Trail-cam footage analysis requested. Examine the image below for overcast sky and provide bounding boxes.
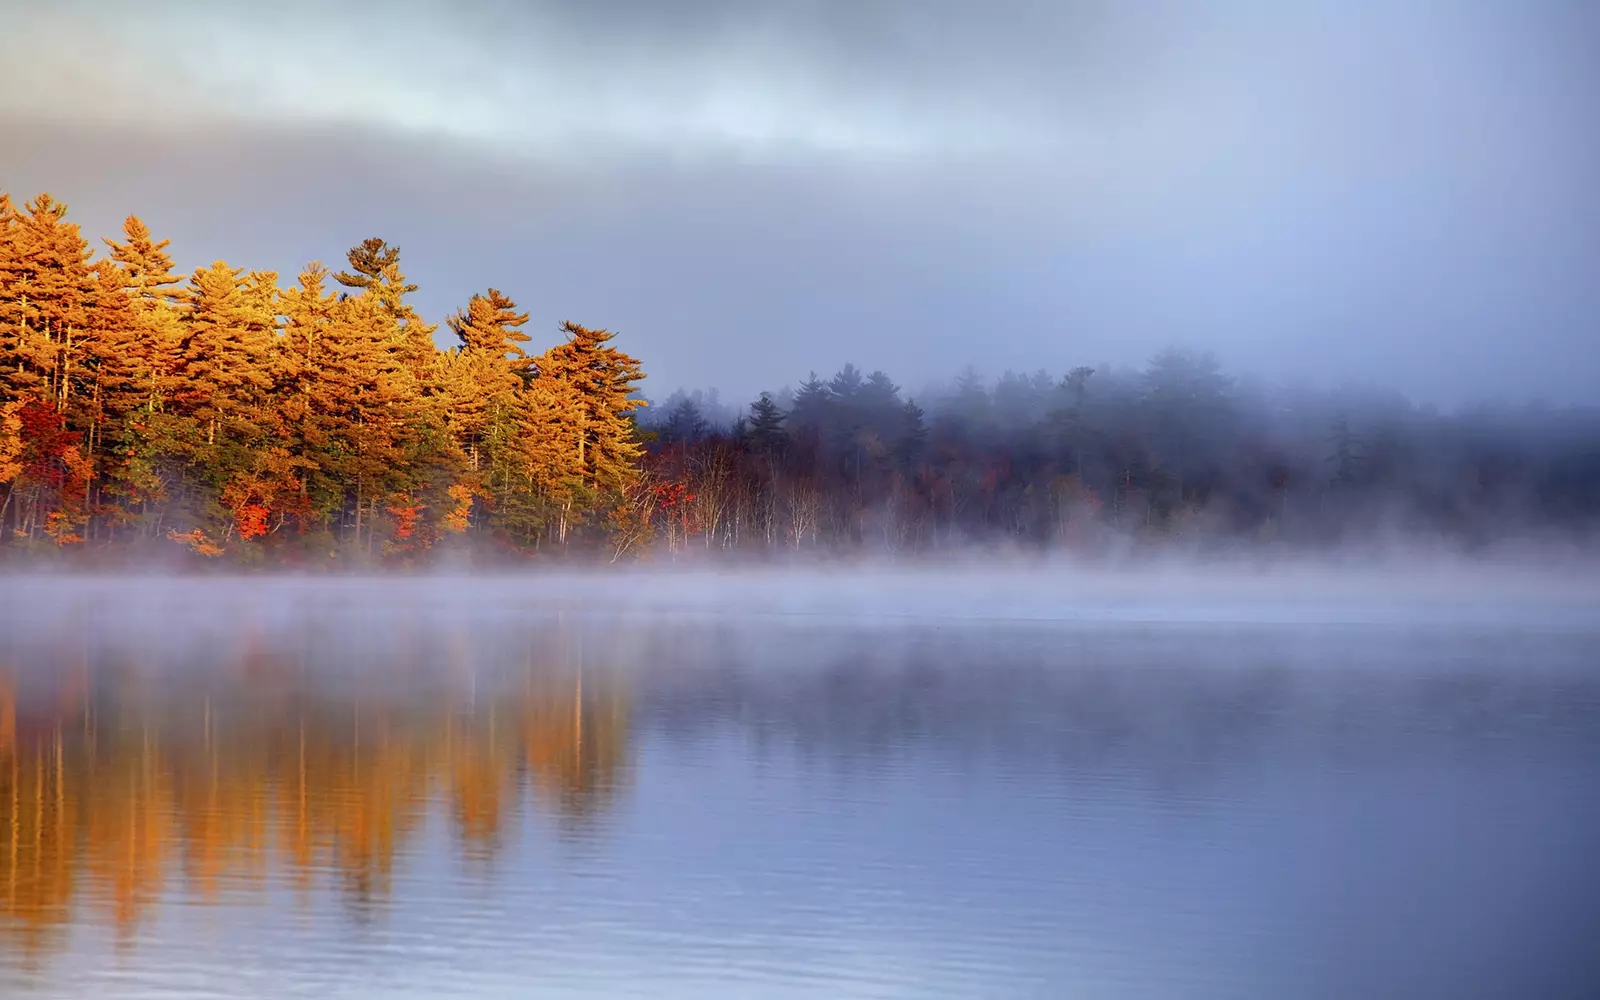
[2,0,1597,405]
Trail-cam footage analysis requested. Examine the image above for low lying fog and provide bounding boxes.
[2,555,1596,635]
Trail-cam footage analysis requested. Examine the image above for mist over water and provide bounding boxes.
[6,0,1599,990]
[1,571,1597,999]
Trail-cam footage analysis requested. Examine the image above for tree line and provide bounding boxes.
[638,358,1600,557]
[1,192,645,564]
[5,188,1597,566]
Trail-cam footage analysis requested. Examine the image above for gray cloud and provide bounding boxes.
[2,0,1597,404]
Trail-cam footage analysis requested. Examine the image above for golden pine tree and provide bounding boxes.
[307,290,421,554]
[102,215,184,414]
[173,261,278,452]
[0,397,21,492]
[444,288,530,471]
[532,321,646,496]
[0,194,97,408]
[335,238,438,380]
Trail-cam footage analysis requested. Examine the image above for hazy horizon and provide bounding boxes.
[3,0,1598,406]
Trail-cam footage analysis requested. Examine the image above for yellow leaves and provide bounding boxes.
[166,527,223,558]
[221,475,271,541]
[0,398,22,484]
[43,511,83,546]
[1,184,656,558]
[443,483,474,533]
[448,288,531,361]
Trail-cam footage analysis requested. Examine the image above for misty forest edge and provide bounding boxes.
[1,192,1597,568]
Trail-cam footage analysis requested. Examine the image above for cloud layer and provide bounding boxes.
[3,0,1598,403]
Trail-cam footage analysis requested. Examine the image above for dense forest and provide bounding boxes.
[638,361,1600,558]
[1,192,646,564]
[3,190,1598,566]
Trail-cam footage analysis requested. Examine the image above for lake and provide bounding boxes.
[1,571,1597,999]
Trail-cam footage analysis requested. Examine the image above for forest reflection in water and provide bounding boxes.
[0,617,630,968]
[0,586,1598,998]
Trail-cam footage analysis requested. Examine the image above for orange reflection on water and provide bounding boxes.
[0,655,631,967]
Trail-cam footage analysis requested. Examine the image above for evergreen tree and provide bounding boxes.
[448,288,531,369]
[747,392,787,456]
[305,283,420,550]
[893,398,928,472]
[659,393,708,445]
[0,194,97,406]
[102,215,184,417]
[334,237,408,299]
[173,262,278,452]
[789,371,830,432]
[0,398,20,489]
[0,194,19,399]
[443,288,532,486]
[103,216,182,311]
[502,372,588,544]
[275,263,339,521]
[336,238,437,378]
[533,322,646,497]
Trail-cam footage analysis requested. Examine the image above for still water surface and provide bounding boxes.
[1,577,1597,998]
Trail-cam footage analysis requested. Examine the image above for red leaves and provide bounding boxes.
[233,503,270,541]
[17,398,80,488]
[5,398,92,544]
[650,479,699,541]
[386,496,421,543]
[221,474,296,543]
[651,480,696,510]
[166,528,223,557]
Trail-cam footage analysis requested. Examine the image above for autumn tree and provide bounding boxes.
[533,322,646,496]
[103,215,183,412]
[500,371,587,544]
[0,194,97,408]
[444,288,531,473]
[286,269,423,554]
[0,193,19,397]
[335,237,438,379]
[153,262,282,547]
[0,398,22,526]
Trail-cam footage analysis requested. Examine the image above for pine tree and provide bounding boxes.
[501,372,588,544]
[789,371,830,432]
[0,398,21,487]
[0,194,97,407]
[894,398,928,472]
[174,262,276,448]
[432,347,500,474]
[104,216,182,312]
[443,288,532,479]
[103,216,184,414]
[532,321,646,497]
[335,238,437,379]
[0,193,18,399]
[66,259,149,539]
[448,288,531,370]
[303,286,420,552]
[660,394,707,445]
[274,263,339,523]
[746,392,787,456]
[334,238,406,299]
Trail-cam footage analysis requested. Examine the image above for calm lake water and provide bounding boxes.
[1,574,1598,999]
